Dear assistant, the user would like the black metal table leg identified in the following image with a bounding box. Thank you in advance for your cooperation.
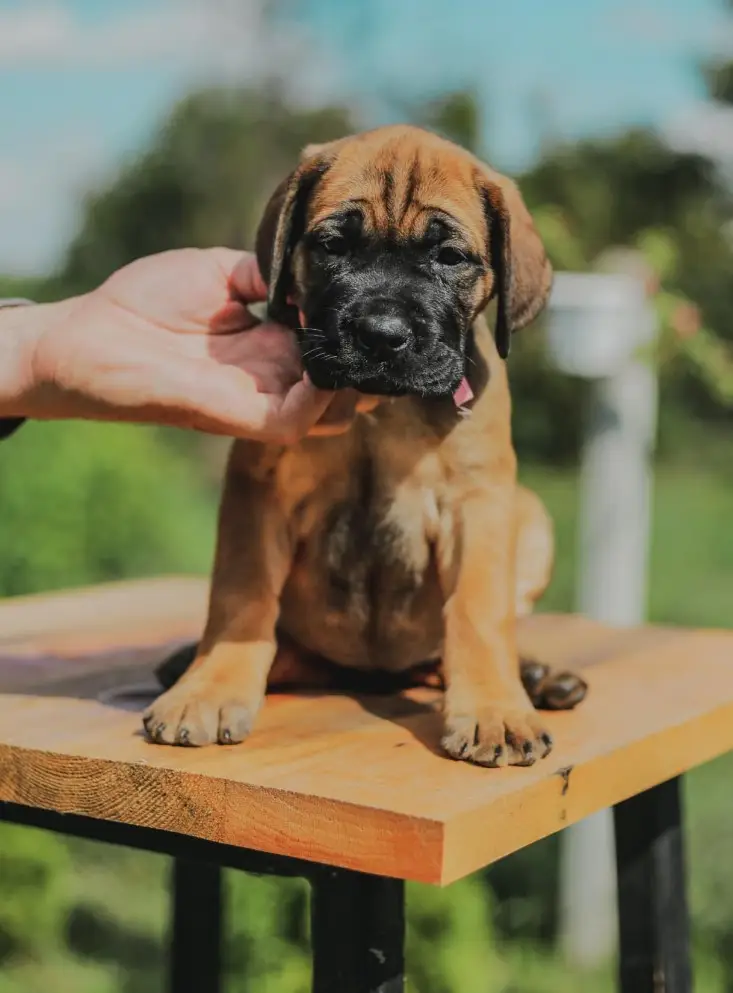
[310,868,405,993]
[169,858,223,993]
[614,776,691,993]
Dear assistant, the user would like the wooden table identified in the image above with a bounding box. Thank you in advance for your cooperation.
[2,576,733,992]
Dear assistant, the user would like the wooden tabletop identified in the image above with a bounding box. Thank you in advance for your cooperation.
[1,576,732,885]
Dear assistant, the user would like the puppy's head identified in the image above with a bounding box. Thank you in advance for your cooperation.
[256,125,551,398]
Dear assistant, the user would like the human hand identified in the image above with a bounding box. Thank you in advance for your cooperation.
[3,248,357,442]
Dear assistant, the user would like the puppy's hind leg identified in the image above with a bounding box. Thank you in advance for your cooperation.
[514,485,588,711]
[514,485,554,618]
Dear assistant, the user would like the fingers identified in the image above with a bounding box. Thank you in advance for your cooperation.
[196,365,358,443]
[171,361,332,443]
[206,251,269,334]
[217,375,357,444]
[269,377,340,442]
[306,387,360,436]
[211,252,292,336]
[229,253,268,304]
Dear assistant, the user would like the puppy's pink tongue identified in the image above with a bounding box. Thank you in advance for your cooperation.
[453,377,473,407]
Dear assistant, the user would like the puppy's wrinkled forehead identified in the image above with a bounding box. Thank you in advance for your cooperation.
[308,130,487,253]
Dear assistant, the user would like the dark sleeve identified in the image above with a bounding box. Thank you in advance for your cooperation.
[0,417,25,440]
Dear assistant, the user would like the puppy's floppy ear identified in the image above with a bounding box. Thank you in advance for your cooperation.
[477,166,553,359]
[255,151,332,326]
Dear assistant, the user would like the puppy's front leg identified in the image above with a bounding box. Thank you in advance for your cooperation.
[438,487,553,767]
[144,465,291,746]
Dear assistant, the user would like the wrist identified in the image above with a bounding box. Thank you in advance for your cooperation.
[0,297,79,418]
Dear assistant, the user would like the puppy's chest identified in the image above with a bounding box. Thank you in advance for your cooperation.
[320,482,439,607]
[322,461,443,609]
[288,443,451,611]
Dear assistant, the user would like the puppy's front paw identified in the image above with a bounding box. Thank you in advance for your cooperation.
[441,706,553,767]
[142,684,259,747]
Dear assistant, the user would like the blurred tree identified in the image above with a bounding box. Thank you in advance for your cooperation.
[406,880,499,993]
[702,0,733,104]
[0,275,44,301]
[51,87,354,298]
[511,129,733,451]
[522,130,721,265]
[226,873,310,992]
[417,90,482,153]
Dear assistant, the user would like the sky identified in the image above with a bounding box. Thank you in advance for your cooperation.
[0,0,731,276]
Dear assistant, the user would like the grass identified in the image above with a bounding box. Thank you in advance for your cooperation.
[520,461,733,627]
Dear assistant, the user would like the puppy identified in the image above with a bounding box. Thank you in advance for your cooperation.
[144,125,586,767]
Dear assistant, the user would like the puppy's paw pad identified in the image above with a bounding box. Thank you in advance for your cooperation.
[442,707,553,768]
[520,658,588,711]
[540,671,588,710]
[143,689,256,747]
[519,658,550,700]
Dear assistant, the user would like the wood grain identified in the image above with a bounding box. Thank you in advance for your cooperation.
[1,578,732,884]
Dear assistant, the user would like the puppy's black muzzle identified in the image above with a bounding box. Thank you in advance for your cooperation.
[299,295,464,398]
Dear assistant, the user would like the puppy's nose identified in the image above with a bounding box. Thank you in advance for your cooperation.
[353,314,411,357]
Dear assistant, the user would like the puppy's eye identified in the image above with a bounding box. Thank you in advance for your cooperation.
[437,246,467,266]
[321,236,349,256]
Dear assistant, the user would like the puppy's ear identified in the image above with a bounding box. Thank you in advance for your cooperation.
[477,166,553,359]
[255,151,331,325]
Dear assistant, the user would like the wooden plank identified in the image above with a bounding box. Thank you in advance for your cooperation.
[1,580,732,884]
[0,576,207,648]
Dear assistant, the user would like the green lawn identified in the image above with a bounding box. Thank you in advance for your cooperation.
[521,462,733,628]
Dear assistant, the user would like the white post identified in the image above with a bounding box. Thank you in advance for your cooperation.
[546,256,658,967]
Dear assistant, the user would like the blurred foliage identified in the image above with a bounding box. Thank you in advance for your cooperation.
[414,90,483,152]
[406,880,496,993]
[50,88,353,300]
[702,0,733,105]
[0,825,71,964]
[0,421,214,596]
[226,873,310,992]
[515,130,733,451]
[0,275,45,302]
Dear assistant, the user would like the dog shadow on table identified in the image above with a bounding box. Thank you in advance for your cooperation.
[149,638,588,758]
[1,634,587,759]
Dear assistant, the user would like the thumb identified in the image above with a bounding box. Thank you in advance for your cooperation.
[260,377,337,442]
[229,252,268,304]
[306,388,359,437]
